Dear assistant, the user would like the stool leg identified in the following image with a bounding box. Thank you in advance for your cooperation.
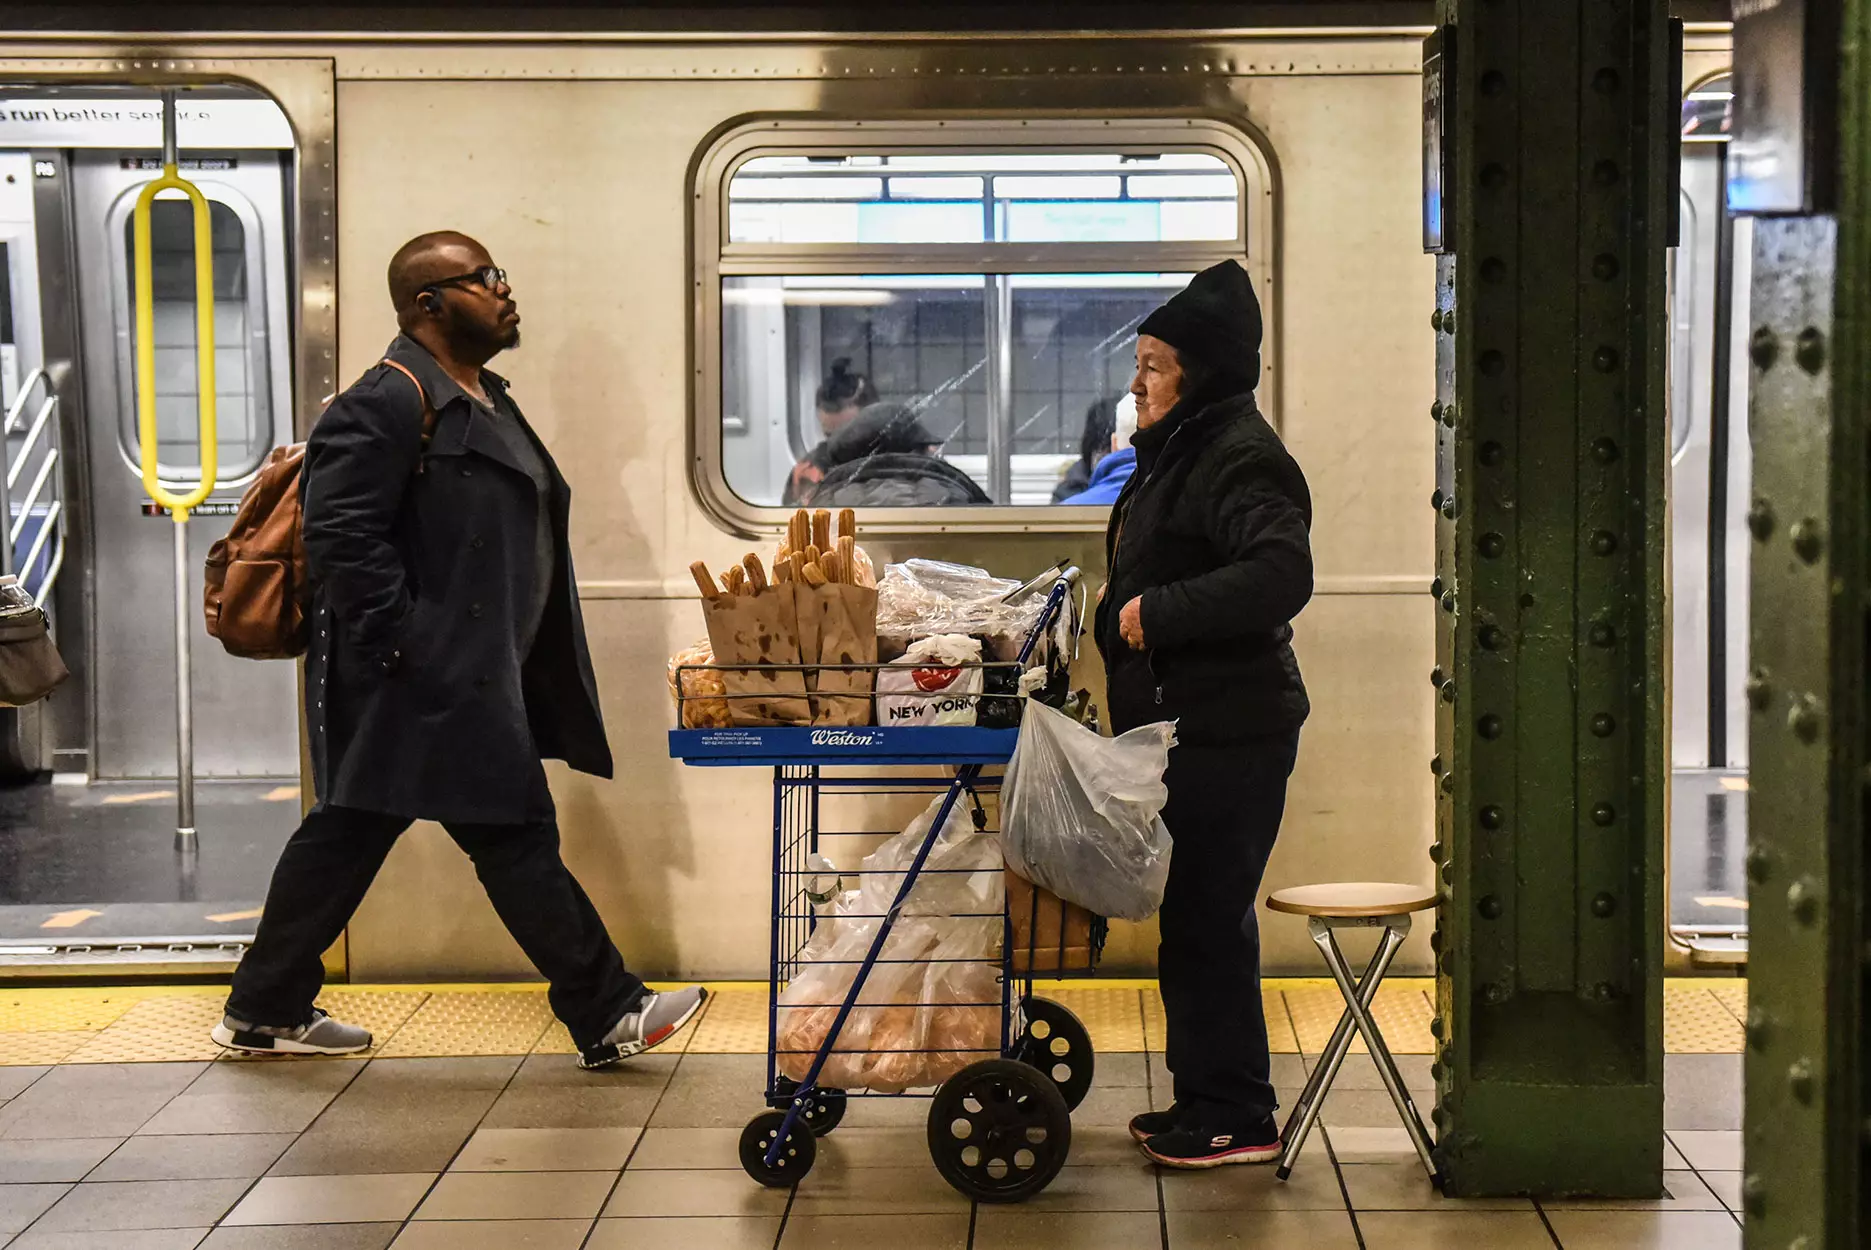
[1275,929,1400,1180]
[1315,922,1440,1185]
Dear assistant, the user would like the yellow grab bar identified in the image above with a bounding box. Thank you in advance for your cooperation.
[132,162,218,519]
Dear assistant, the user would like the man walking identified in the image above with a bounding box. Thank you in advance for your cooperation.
[215,231,703,1070]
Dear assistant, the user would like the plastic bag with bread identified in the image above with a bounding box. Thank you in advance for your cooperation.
[665,639,731,729]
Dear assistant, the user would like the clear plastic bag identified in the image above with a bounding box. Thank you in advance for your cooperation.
[776,915,941,1088]
[1001,700,1177,922]
[860,795,1003,919]
[876,559,1045,644]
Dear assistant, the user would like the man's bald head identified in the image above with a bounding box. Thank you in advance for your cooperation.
[388,231,491,318]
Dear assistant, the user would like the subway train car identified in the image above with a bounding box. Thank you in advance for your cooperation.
[0,15,1743,984]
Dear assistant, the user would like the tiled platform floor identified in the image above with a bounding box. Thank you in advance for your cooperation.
[0,979,1746,1248]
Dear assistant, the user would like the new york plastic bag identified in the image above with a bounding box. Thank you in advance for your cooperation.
[1000,700,1176,921]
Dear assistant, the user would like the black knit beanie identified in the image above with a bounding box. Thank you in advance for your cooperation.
[1137,259,1262,388]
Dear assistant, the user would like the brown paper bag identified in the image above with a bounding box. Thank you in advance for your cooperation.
[702,588,812,726]
[1007,867,1097,974]
[796,582,878,726]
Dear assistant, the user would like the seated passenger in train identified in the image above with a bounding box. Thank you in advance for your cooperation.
[1097,259,1313,1167]
[803,401,993,507]
[781,357,878,506]
[215,230,705,1070]
[1060,392,1139,506]
[1051,394,1120,502]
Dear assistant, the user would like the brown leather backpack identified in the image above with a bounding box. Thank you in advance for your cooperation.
[205,359,432,660]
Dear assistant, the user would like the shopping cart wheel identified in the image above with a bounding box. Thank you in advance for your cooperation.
[928,1057,1072,1203]
[739,1110,817,1187]
[769,1078,848,1136]
[1015,996,1095,1111]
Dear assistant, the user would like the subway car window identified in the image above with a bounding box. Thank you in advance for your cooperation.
[113,190,272,480]
[704,127,1262,513]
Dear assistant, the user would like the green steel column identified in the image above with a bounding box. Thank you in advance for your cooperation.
[1738,1,1870,1245]
[1428,0,1673,1196]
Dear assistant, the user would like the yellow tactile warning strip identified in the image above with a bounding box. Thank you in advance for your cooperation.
[1665,981,1747,1053]
[0,976,1746,1065]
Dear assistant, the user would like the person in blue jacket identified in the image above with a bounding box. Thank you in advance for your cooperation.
[1061,393,1138,506]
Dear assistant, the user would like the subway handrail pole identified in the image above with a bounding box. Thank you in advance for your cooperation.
[132,89,218,852]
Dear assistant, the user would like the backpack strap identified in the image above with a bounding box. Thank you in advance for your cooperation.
[378,357,439,449]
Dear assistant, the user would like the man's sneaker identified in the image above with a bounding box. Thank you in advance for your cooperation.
[1141,1117,1282,1168]
[212,1009,372,1056]
[579,986,708,1071]
[1129,1105,1182,1143]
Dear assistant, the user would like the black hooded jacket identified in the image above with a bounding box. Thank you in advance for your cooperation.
[808,403,991,508]
[1096,263,1312,744]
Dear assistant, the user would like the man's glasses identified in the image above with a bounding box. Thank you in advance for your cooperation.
[422,266,507,295]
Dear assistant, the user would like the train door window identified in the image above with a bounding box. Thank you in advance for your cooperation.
[106,182,272,483]
[696,120,1274,523]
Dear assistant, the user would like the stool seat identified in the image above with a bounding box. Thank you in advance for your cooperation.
[1266,881,1438,919]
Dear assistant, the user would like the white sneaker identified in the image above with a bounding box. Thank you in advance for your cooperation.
[579,986,708,1070]
[212,1008,372,1056]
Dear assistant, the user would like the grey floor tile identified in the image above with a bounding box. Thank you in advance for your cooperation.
[778,1213,971,1249]
[826,1096,932,1129]
[1071,1085,1151,1128]
[137,1061,360,1137]
[1541,1169,1725,1212]
[0,1070,48,1101]
[91,1134,296,1182]
[1088,1053,1149,1088]
[0,1065,207,1140]
[31,1179,249,1232]
[0,1183,72,1234]
[1321,1126,1418,1165]
[603,1168,790,1219]
[1666,1130,1742,1172]
[1340,1161,1531,1212]
[1001,1163,1159,1213]
[480,1087,661,1131]
[785,1164,970,1217]
[1065,1124,1159,1169]
[350,1057,523,1092]
[1158,1158,1348,1212]
[805,1128,931,1172]
[451,1127,641,1172]
[1544,1209,1742,1249]
[1700,1171,1741,1211]
[197,1225,401,1250]
[268,1089,496,1175]
[506,1052,677,1090]
[220,1174,437,1226]
[0,1138,121,1184]
[1354,1210,1559,1248]
[646,1056,768,1129]
[627,1128,743,1171]
[975,1209,1162,1250]
[390,1221,592,1249]
[1305,1051,1436,1093]
[1320,1086,1429,1130]
[585,1216,782,1250]
[5,1230,209,1250]
[1663,1055,1742,1131]
[1662,1137,1691,1170]
[1166,1207,1360,1248]
[414,1171,615,1221]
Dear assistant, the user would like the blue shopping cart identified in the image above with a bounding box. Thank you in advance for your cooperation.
[669,570,1099,1202]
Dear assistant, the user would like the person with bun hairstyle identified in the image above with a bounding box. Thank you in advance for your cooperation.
[783,357,878,506]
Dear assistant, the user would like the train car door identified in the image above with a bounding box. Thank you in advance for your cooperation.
[68,149,296,780]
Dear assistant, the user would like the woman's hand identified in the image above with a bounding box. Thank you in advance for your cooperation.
[1119,596,1146,650]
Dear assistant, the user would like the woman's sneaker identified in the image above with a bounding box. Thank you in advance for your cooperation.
[1141,1116,1282,1168]
[212,1009,372,1056]
[579,986,708,1070]
[1129,1105,1182,1143]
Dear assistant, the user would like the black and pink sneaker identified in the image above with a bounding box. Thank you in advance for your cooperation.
[1141,1117,1282,1168]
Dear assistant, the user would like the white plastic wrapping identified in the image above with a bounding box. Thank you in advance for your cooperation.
[775,796,1004,1090]
[875,634,984,726]
[1001,701,1177,922]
